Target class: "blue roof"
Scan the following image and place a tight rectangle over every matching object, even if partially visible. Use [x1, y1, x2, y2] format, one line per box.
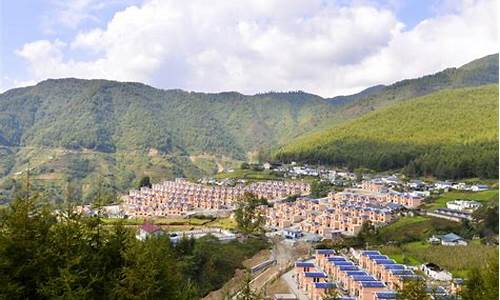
[328, 256, 348, 261]
[375, 291, 398, 299]
[374, 259, 396, 265]
[352, 275, 377, 281]
[362, 250, 381, 256]
[331, 261, 354, 266]
[346, 271, 368, 276]
[390, 269, 414, 275]
[367, 255, 389, 260]
[339, 265, 359, 271]
[361, 281, 385, 288]
[383, 264, 406, 270]
[441, 233, 464, 242]
[305, 272, 328, 278]
[295, 262, 315, 268]
[314, 282, 336, 289]
[316, 249, 336, 255]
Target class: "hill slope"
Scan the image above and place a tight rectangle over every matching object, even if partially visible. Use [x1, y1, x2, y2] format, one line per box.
[0, 54, 497, 201]
[275, 85, 499, 178]
[325, 53, 499, 125]
[0, 79, 337, 200]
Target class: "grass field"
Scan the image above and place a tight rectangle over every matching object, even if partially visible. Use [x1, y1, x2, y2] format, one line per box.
[377, 216, 462, 243]
[425, 189, 499, 210]
[380, 241, 498, 278]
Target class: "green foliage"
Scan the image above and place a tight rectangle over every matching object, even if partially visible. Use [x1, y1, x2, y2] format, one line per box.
[462, 253, 499, 300]
[277, 85, 499, 179]
[235, 272, 263, 300]
[234, 193, 266, 236]
[380, 242, 498, 278]
[137, 175, 152, 189]
[309, 180, 333, 198]
[396, 279, 430, 300]
[0, 55, 497, 199]
[0, 192, 268, 299]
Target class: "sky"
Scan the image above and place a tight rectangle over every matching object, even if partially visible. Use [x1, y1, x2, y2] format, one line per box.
[0, 0, 498, 97]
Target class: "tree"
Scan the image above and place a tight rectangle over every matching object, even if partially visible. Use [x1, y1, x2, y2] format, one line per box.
[310, 180, 332, 198]
[234, 193, 265, 236]
[322, 287, 340, 300]
[396, 279, 431, 300]
[138, 176, 152, 189]
[462, 254, 499, 300]
[355, 221, 380, 247]
[235, 272, 263, 300]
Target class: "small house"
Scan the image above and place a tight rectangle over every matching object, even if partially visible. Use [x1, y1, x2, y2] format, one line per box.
[421, 263, 452, 281]
[136, 223, 164, 240]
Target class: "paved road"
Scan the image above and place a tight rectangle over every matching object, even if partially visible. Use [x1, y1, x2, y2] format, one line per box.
[282, 269, 309, 300]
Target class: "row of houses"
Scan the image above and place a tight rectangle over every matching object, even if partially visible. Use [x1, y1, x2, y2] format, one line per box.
[295, 249, 404, 300]
[295, 249, 461, 300]
[266, 196, 400, 238]
[330, 189, 423, 208]
[124, 178, 310, 217]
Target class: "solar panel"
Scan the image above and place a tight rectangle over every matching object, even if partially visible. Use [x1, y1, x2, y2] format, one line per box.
[339, 265, 359, 271]
[375, 291, 398, 299]
[361, 281, 385, 288]
[316, 249, 336, 255]
[295, 262, 315, 267]
[304, 272, 328, 278]
[384, 264, 406, 270]
[346, 271, 368, 276]
[332, 261, 354, 266]
[328, 256, 348, 261]
[352, 275, 377, 281]
[314, 282, 336, 289]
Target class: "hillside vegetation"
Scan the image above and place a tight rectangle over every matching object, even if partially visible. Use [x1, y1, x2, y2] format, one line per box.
[275, 85, 499, 178]
[0, 54, 497, 200]
[327, 53, 499, 121]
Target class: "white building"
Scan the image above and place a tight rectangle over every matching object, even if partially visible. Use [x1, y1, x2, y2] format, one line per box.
[421, 263, 453, 281]
[446, 200, 482, 212]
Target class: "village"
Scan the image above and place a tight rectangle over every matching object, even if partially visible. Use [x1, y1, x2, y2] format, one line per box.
[74, 162, 495, 300]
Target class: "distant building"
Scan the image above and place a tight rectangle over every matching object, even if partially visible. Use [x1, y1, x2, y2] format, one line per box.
[440, 233, 468, 246]
[471, 184, 489, 192]
[446, 200, 482, 212]
[428, 233, 467, 246]
[283, 228, 303, 239]
[136, 223, 164, 240]
[421, 263, 453, 281]
[434, 208, 473, 221]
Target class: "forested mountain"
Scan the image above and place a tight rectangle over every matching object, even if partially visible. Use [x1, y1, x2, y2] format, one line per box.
[327, 54, 499, 116]
[0, 54, 497, 201]
[0, 79, 337, 200]
[275, 85, 499, 179]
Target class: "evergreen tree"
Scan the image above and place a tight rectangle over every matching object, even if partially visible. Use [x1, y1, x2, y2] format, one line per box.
[234, 193, 265, 236]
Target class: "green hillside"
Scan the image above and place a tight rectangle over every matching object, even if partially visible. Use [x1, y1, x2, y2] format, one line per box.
[0, 79, 337, 201]
[275, 85, 499, 178]
[0, 54, 497, 201]
[328, 53, 499, 117]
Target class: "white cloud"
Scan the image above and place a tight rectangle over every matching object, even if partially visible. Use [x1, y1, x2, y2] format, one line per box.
[14, 0, 499, 97]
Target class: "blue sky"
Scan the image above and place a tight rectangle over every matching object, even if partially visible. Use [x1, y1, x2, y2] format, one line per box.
[0, 0, 497, 96]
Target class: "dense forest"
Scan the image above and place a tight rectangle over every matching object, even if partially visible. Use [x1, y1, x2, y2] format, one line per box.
[0, 54, 498, 201]
[0, 192, 268, 299]
[276, 85, 499, 179]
